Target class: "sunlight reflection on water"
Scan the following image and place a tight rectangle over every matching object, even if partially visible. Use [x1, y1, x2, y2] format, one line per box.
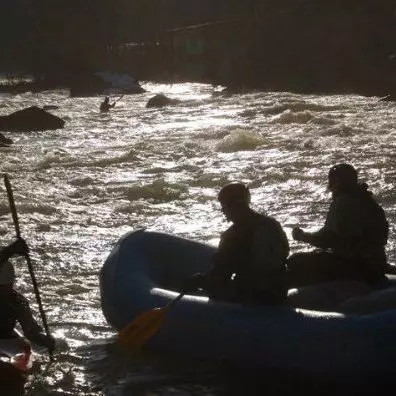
[0, 83, 396, 394]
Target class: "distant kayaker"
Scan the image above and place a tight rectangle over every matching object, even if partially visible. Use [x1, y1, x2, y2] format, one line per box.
[100, 96, 115, 112]
[287, 163, 389, 287]
[185, 182, 289, 305]
[0, 239, 56, 351]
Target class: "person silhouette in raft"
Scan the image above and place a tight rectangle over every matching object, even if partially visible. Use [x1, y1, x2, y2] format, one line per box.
[0, 239, 56, 352]
[100, 96, 115, 112]
[185, 182, 290, 305]
[287, 163, 389, 288]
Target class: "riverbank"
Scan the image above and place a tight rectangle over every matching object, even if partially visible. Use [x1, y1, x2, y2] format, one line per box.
[0, 72, 145, 97]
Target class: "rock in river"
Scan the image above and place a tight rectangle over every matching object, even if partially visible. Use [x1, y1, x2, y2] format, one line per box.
[0, 106, 65, 132]
[146, 94, 181, 108]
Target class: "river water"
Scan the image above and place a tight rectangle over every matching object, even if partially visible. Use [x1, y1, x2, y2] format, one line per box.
[0, 82, 395, 395]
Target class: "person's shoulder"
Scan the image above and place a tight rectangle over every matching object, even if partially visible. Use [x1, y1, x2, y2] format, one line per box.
[337, 190, 379, 208]
[253, 212, 285, 234]
[334, 192, 359, 206]
[360, 191, 386, 217]
[221, 223, 235, 237]
[334, 192, 380, 220]
[254, 211, 280, 225]
[331, 195, 361, 221]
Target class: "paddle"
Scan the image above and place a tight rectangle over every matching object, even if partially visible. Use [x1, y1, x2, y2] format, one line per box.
[113, 94, 124, 104]
[3, 174, 54, 361]
[117, 292, 185, 349]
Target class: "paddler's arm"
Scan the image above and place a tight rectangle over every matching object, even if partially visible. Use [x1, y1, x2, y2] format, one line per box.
[292, 226, 336, 249]
[293, 195, 368, 251]
[183, 231, 234, 293]
[183, 254, 234, 293]
[248, 222, 289, 299]
[0, 239, 29, 264]
[16, 293, 56, 351]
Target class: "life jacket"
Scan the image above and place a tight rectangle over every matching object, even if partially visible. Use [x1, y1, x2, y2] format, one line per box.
[338, 186, 388, 281]
[212, 211, 289, 301]
[357, 186, 388, 247]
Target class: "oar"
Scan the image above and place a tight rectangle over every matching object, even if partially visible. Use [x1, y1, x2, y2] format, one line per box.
[3, 174, 54, 361]
[117, 292, 185, 349]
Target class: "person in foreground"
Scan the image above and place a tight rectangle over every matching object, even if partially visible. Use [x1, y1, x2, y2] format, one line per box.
[0, 239, 56, 352]
[186, 182, 290, 305]
[100, 96, 115, 112]
[287, 163, 389, 287]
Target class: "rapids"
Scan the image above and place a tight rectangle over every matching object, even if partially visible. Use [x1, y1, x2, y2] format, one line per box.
[0, 82, 395, 394]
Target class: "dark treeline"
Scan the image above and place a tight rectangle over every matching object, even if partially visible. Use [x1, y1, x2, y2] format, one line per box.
[1, 0, 396, 96]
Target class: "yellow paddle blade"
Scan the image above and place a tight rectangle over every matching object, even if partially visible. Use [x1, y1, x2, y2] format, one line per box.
[117, 308, 166, 349]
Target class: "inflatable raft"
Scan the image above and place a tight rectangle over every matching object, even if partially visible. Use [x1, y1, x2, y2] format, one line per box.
[100, 230, 396, 379]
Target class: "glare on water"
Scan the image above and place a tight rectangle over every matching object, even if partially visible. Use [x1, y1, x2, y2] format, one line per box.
[1, 82, 396, 394]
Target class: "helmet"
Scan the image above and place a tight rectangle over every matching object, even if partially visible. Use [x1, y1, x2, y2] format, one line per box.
[218, 182, 250, 205]
[0, 261, 15, 285]
[328, 163, 358, 186]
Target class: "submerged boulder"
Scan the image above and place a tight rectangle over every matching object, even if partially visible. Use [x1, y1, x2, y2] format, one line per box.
[0, 106, 65, 132]
[0, 132, 13, 146]
[146, 94, 181, 108]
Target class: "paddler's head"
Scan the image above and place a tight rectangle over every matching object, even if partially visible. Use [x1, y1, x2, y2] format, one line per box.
[328, 163, 358, 195]
[0, 260, 15, 292]
[218, 182, 251, 223]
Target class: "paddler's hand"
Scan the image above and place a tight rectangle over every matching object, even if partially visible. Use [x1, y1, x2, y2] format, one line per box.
[45, 335, 56, 354]
[12, 337, 32, 372]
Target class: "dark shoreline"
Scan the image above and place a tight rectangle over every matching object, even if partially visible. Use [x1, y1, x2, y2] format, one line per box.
[0, 75, 393, 101]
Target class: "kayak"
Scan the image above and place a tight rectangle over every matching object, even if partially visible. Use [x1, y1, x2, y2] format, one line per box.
[100, 229, 396, 380]
[0, 336, 33, 389]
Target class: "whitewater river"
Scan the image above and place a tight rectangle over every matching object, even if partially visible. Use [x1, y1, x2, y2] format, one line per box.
[1, 82, 396, 395]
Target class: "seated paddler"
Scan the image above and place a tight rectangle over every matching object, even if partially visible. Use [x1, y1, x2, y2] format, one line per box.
[0, 239, 56, 352]
[287, 163, 389, 288]
[185, 182, 290, 305]
[100, 96, 116, 112]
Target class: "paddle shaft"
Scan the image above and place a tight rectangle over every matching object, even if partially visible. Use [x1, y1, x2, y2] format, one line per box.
[3, 174, 54, 361]
[113, 94, 124, 104]
[165, 291, 185, 310]
[117, 291, 186, 348]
